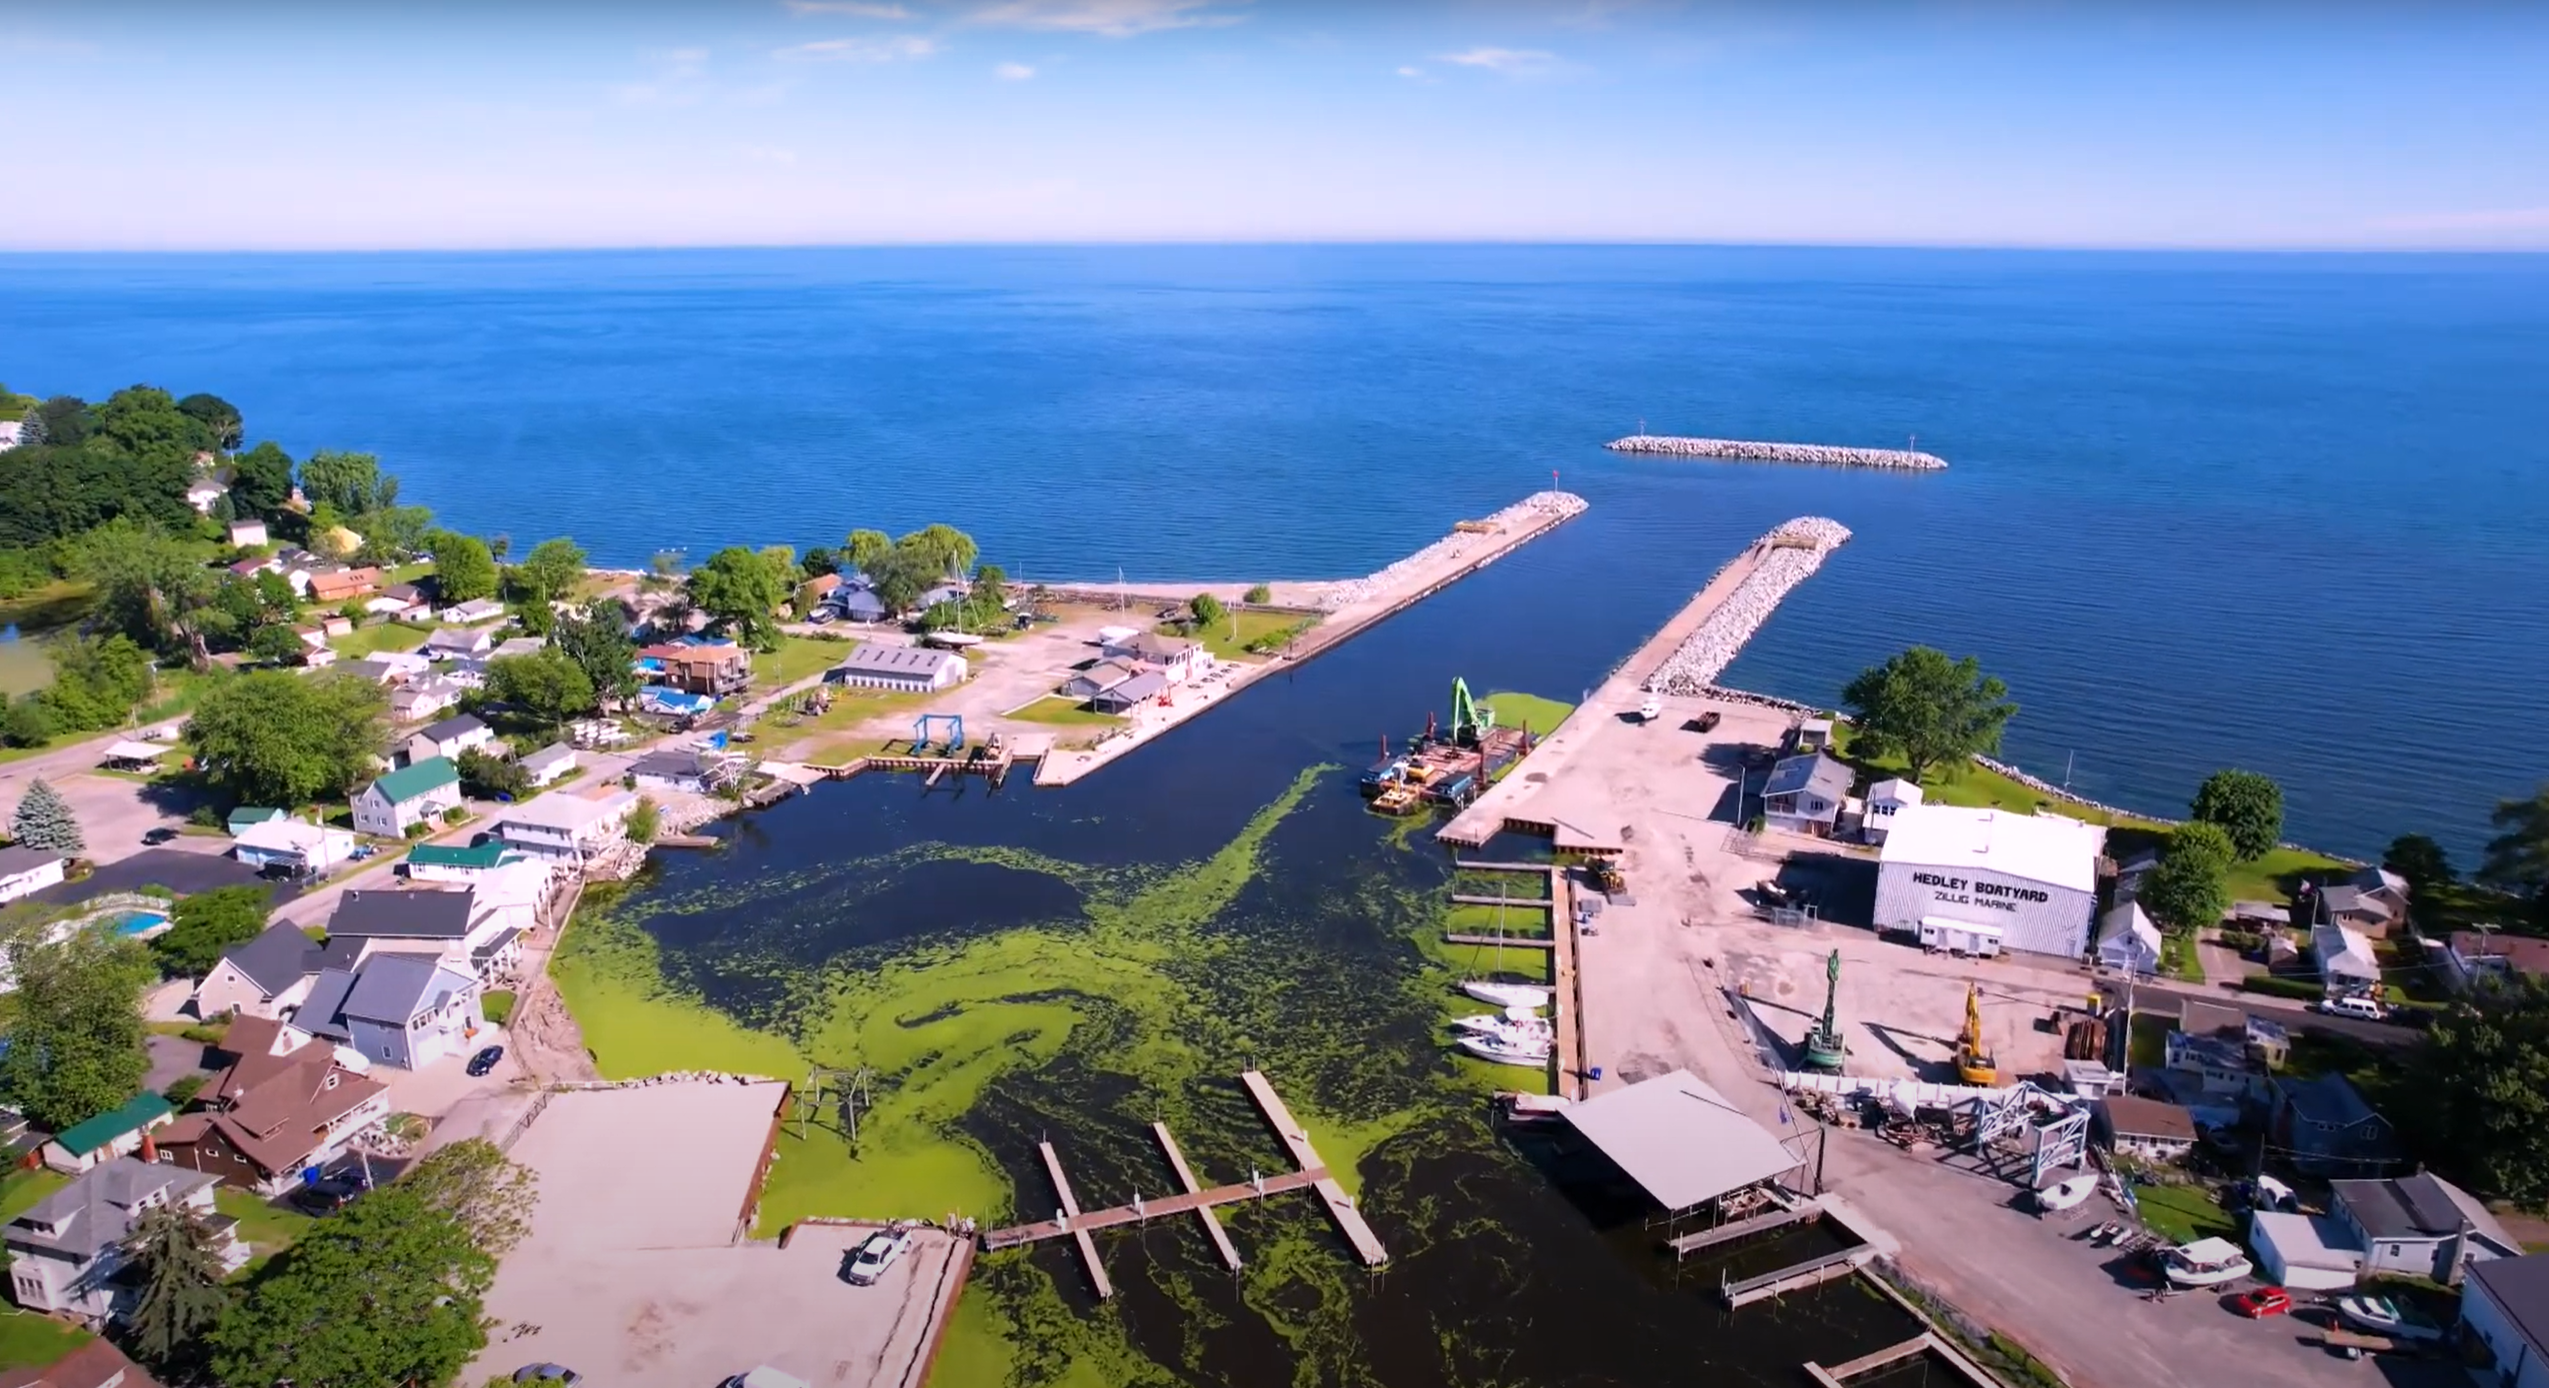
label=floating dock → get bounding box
[1721,1245,1876,1307]
[1239,1069,1390,1266]
[1607,434,1946,471]
[1668,1197,1824,1260]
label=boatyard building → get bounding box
[1873,805,2104,959]
[826,643,967,693]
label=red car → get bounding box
[2232,1287,2294,1318]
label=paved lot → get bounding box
[24,770,206,866]
[473,1082,968,1388]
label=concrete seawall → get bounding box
[1642,517,1852,696]
[1608,435,1947,471]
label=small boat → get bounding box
[2159,1238,2254,1288]
[2085,1222,2121,1246]
[1453,1005,1546,1036]
[2034,1174,2099,1213]
[1458,1032,1553,1068]
[1495,1092,1573,1125]
[1463,981,1553,1010]
[2335,1294,2444,1342]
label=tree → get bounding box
[206,1183,494,1388]
[455,747,530,801]
[2,696,55,749]
[2141,821,2236,932]
[71,518,217,663]
[2412,980,2549,1206]
[247,622,307,665]
[9,778,83,854]
[1838,646,2018,784]
[126,1201,236,1369]
[1244,583,1272,604]
[626,796,660,844]
[2189,768,2284,862]
[687,545,787,650]
[485,650,592,733]
[400,1138,539,1257]
[37,634,153,731]
[426,529,498,604]
[150,885,274,979]
[0,928,155,1129]
[188,671,389,806]
[844,529,894,581]
[297,450,395,517]
[2384,834,2457,896]
[1189,592,1225,629]
[802,546,840,578]
[2483,784,2549,906]
[175,393,243,453]
[900,523,977,580]
[511,536,586,607]
[551,601,639,708]
[228,440,295,518]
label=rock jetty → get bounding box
[1643,517,1852,696]
[1304,491,1588,611]
[1607,435,1946,471]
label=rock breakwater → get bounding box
[1643,517,1852,696]
[1304,490,1588,611]
[1608,435,1946,471]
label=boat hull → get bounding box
[1463,981,1553,1009]
[2163,1259,2254,1288]
[1457,1036,1552,1068]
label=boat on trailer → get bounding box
[2160,1238,2255,1288]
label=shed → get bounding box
[2250,1211,2368,1292]
[101,740,172,771]
[1556,1068,1800,1214]
[2097,1095,2197,1162]
[41,1093,177,1173]
[2095,901,2162,976]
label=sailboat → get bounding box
[1457,1030,1553,1068]
[1453,1005,1548,1037]
[1458,882,1554,1012]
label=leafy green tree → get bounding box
[125,1199,237,1371]
[1243,583,1272,604]
[900,523,977,580]
[2412,979,2549,1205]
[297,450,395,517]
[71,518,217,663]
[686,545,787,650]
[247,622,307,666]
[9,778,83,854]
[510,536,587,607]
[2,695,56,749]
[228,440,295,518]
[206,1183,495,1388]
[175,394,243,453]
[844,529,895,581]
[188,671,389,806]
[400,1138,539,1257]
[2484,784,2549,909]
[2141,821,2235,932]
[0,928,155,1129]
[91,385,210,471]
[1189,592,1225,629]
[150,885,274,979]
[34,396,91,448]
[426,529,498,604]
[757,545,800,592]
[551,601,639,709]
[626,796,660,844]
[2384,834,2456,896]
[1839,646,2018,784]
[802,546,840,578]
[2189,768,2284,861]
[37,634,154,731]
[455,748,530,801]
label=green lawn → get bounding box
[2162,934,2208,984]
[1157,608,1317,663]
[2126,1012,2170,1071]
[329,621,431,658]
[216,1186,317,1273]
[0,1169,67,1224]
[384,561,435,585]
[1005,696,1123,728]
[751,634,855,692]
[482,989,517,1025]
[2132,1182,2235,1245]
[1481,691,1574,738]
[0,1311,89,1372]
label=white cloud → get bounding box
[782,0,914,15]
[995,61,1037,80]
[1396,65,1424,78]
[1438,47,1563,76]
[966,0,1241,38]
[776,34,941,61]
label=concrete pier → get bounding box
[1608,434,1946,470]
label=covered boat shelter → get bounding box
[1559,1069,1807,1218]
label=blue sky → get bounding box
[3,0,2544,250]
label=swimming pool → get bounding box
[113,912,169,938]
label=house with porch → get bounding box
[155,1016,389,1194]
[2311,921,2380,996]
[1761,753,1850,837]
[5,1159,243,1323]
[192,922,325,1020]
[388,676,466,725]
[404,840,526,883]
[495,791,636,865]
[351,757,463,837]
[1062,658,1141,701]
[637,642,751,697]
[293,953,485,1071]
[2328,1172,2517,1285]
[1101,631,1204,684]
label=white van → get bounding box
[2315,994,2386,1022]
[724,1369,810,1388]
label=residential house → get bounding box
[2227,900,2290,931]
[519,743,577,788]
[2313,866,2410,938]
[826,587,888,624]
[225,518,269,548]
[0,420,19,451]
[404,841,524,883]
[826,643,967,693]
[227,553,280,580]
[184,480,225,514]
[2271,1072,2397,1176]
[2447,930,2549,994]
[914,581,969,611]
[2328,1172,2517,1284]
[2311,921,2381,995]
[2096,1095,2198,1163]
[0,1336,169,1388]
[2112,848,2162,906]
[387,677,464,727]
[496,791,636,865]
[350,757,463,838]
[487,636,546,661]
[323,881,527,978]
[4,1159,241,1322]
[638,643,751,696]
[191,922,325,1019]
[1061,659,1142,700]
[2251,1211,2375,1293]
[38,1096,176,1175]
[2164,1000,2270,1102]
[155,1016,390,1194]
[422,626,495,660]
[1101,631,1204,684]
[2462,1253,2549,1388]
[294,954,485,1071]
[306,566,381,605]
[1091,670,1169,713]
[0,848,68,905]
[226,806,286,836]
[229,817,355,878]
[337,656,400,686]
[1761,753,1851,837]
[2094,901,2162,976]
[801,573,842,604]
[1860,778,1922,846]
[629,747,737,794]
[365,582,430,620]
[437,597,505,625]
[404,713,494,764]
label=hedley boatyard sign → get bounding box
[1907,871,2053,912]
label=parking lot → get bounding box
[471,1081,968,1388]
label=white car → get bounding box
[1637,696,1661,722]
[843,1228,915,1286]
[2315,995,2387,1021]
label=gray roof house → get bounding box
[327,887,478,942]
[827,587,888,623]
[191,922,325,1022]
[2272,1072,2398,1176]
[1091,670,1169,713]
[2095,901,2162,976]
[2329,1172,2518,1285]
[629,747,731,793]
[1062,658,1142,700]
[296,953,484,1071]
[1762,753,1851,837]
[2462,1254,2549,1388]
[3,1158,243,1320]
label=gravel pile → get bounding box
[1608,435,1946,471]
[1305,491,1587,611]
[1644,517,1853,695]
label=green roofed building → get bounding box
[405,840,520,880]
[41,1092,176,1174]
[227,806,287,835]
[352,757,463,839]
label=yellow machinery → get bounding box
[1956,981,1998,1086]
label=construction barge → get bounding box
[1360,679,1534,815]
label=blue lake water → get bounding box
[4,246,2544,859]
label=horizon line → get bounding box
[3,237,2547,258]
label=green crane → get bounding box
[1804,949,1847,1072]
[1449,677,1496,747]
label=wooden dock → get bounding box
[1721,1246,1873,1307]
[1668,1198,1823,1260]
[1450,893,1553,909]
[1445,933,1556,950]
[1039,1141,1111,1300]
[1152,1122,1243,1272]
[1239,1070,1389,1266]
[1547,865,1584,1099]
[1804,1334,1949,1388]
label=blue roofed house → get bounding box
[295,953,485,1071]
[2271,1072,2398,1176]
[352,757,463,837]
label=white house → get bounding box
[1761,753,1850,837]
[2311,920,2380,995]
[229,817,356,877]
[351,757,463,837]
[2462,1254,2549,1388]
[404,713,495,763]
[402,840,525,883]
[2094,901,2162,976]
[629,747,737,794]
[39,1095,176,1175]
[519,743,578,787]
[293,954,484,1071]
[437,597,505,626]
[2097,1095,2197,1162]
[496,791,636,864]
[191,922,324,1021]
[5,1158,243,1322]
[389,676,466,725]
[322,884,525,980]
[1101,631,1205,684]
[225,518,270,548]
[422,626,494,660]
[1860,778,1923,846]
[2328,1173,2515,1284]
[0,846,69,904]
[185,479,226,514]
[1873,805,2105,959]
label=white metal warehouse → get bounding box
[1873,804,2105,959]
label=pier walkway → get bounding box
[1240,1070,1390,1266]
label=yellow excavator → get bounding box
[1956,981,1998,1085]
